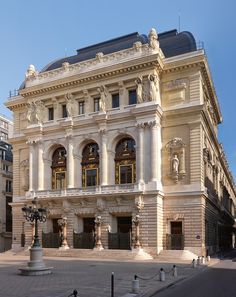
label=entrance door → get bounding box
[167,221,184,250]
[108,216,132,250]
[73,217,95,249]
[42,218,60,248]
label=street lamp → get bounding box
[22,197,47,248]
[19,197,52,276]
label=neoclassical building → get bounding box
[6,28,236,257]
[0,115,13,251]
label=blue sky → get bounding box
[0,0,235,179]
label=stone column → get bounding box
[37,141,44,190]
[136,124,145,184]
[132,214,141,249]
[150,121,161,182]
[58,217,69,249]
[94,216,103,250]
[28,141,35,191]
[179,147,186,175]
[74,154,82,188]
[67,137,74,188]
[100,130,108,186]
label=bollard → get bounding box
[132,275,140,294]
[197,256,201,265]
[173,265,177,277]
[192,259,197,268]
[159,268,165,282]
[207,255,210,262]
[202,256,205,265]
[111,272,114,297]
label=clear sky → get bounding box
[0,0,235,179]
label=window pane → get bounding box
[128,90,137,105]
[79,101,85,115]
[48,107,54,120]
[112,93,119,108]
[62,105,67,118]
[56,172,66,189]
[94,98,100,112]
[86,169,97,186]
[120,165,133,184]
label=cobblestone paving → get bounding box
[0,254,209,297]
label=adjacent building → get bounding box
[5,28,236,257]
[0,115,13,251]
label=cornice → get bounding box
[20,49,163,98]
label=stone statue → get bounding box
[20,159,29,191]
[35,101,46,124]
[148,74,159,102]
[172,154,179,174]
[65,93,75,118]
[26,102,36,123]
[98,86,107,112]
[135,77,143,103]
[148,28,159,50]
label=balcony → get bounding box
[27,183,144,200]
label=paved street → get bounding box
[153,250,236,297]
[0,252,207,297]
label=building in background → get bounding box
[5,27,236,258]
[0,115,13,251]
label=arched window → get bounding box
[52,147,67,189]
[115,138,136,184]
[81,143,99,187]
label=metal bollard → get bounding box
[207,255,211,262]
[159,268,165,282]
[132,275,140,294]
[173,265,177,277]
[201,256,205,265]
[197,256,201,265]
[111,272,114,297]
[192,259,197,268]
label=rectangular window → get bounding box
[6,196,12,232]
[128,90,137,105]
[79,101,85,115]
[62,104,67,118]
[112,93,119,108]
[6,180,12,192]
[48,107,54,121]
[94,98,100,112]
[119,165,133,184]
[86,168,98,187]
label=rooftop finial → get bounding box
[25,64,37,78]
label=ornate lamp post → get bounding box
[19,197,52,276]
[94,215,103,250]
[132,214,141,249]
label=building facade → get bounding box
[6,28,236,256]
[0,115,13,251]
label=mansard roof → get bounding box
[41,29,196,73]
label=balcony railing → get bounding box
[27,183,144,199]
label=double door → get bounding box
[73,218,95,249]
[108,217,132,250]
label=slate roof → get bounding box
[20,29,196,89]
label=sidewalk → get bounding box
[0,253,215,297]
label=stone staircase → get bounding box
[157,250,198,262]
[17,248,153,261]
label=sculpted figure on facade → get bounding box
[171,154,179,174]
[26,102,36,124]
[65,93,75,117]
[20,159,29,191]
[148,28,159,50]
[97,86,107,112]
[35,100,46,124]
[135,77,143,103]
[148,74,159,103]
